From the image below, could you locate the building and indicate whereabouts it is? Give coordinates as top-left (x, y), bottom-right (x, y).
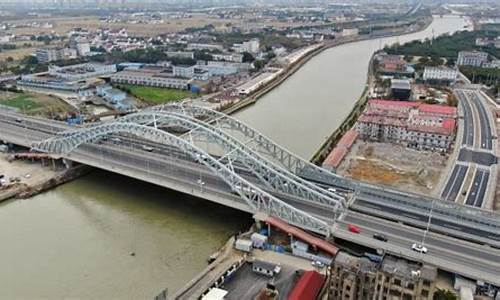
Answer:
top-left (288, 271), bottom-right (326, 300)
top-left (328, 253), bottom-right (437, 300)
top-left (48, 63), bottom-right (117, 81)
top-left (102, 88), bottom-right (128, 109)
top-left (374, 256), bottom-right (437, 300)
top-left (341, 28), bottom-right (359, 37)
top-left (212, 53), bottom-right (244, 63)
top-left (76, 42), bottom-right (91, 56)
top-left (377, 54), bottom-right (414, 77)
top-left (251, 259), bottom-right (281, 277)
top-left (187, 43), bottom-right (224, 51)
top-left (233, 38), bottom-right (260, 54)
top-left (35, 47), bottom-right (61, 63)
top-left (391, 79), bottom-right (412, 101)
top-left (111, 67), bottom-right (192, 90)
top-left (173, 65), bottom-right (195, 78)
top-left (165, 51), bottom-right (194, 59)
top-left (457, 51), bottom-right (488, 67)
top-left (422, 66), bottom-right (458, 84)
top-left (322, 129), bottom-right (358, 171)
top-left (356, 99), bottom-right (457, 152)
top-left (237, 71), bottom-right (281, 96)
top-left (328, 251), bottom-right (378, 300)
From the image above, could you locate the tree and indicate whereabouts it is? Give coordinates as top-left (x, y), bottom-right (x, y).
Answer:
top-left (6, 56), bottom-right (14, 62)
top-left (433, 288), bottom-right (457, 300)
top-left (253, 60), bottom-right (265, 70)
top-left (242, 52), bottom-right (255, 63)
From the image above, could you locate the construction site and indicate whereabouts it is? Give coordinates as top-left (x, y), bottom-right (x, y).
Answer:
top-left (337, 141), bottom-right (448, 195)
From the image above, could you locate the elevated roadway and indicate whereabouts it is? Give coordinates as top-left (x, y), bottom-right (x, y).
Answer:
top-left (1, 110), bottom-right (500, 285)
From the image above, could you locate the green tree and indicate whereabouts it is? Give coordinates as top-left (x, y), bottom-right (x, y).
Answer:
top-left (242, 52), bottom-right (255, 63)
top-left (433, 288), bottom-right (457, 300)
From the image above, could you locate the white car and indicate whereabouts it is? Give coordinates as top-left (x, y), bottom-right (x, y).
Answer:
top-left (411, 243), bottom-right (428, 254)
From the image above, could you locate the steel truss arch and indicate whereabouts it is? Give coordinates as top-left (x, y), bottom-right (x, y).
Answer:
top-left (32, 122), bottom-right (330, 235)
top-left (151, 104), bottom-right (350, 199)
top-left (117, 111), bottom-right (344, 212)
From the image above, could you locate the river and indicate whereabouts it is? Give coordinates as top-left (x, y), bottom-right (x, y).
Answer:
top-left (0, 15), bottom-right (468, 300)
top-left (0, 171), bottom-right (251, 299)
top-left (233, 15), bottom-right (471, 159)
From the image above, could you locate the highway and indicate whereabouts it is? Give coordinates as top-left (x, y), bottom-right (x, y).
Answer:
top-left (469, 90), bottom-right (493, 150)
top-left (465, 169), bottom-right (489, 208)
top-left (1, 111), bottom-right (500, 285)
top-left (441, 164), bottom-right (468, 202)
top-left (459, 90), bottom-right (475, 147)
top-left (443, 89), bottom-right (496, 208)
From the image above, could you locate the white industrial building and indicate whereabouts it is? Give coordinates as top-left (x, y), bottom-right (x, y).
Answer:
top-left (423, 66), bottom-right (458, 83)
top-left (457, 51), bottom-right (488, 67)
top-left (111, 68), bottom-right (192, 90)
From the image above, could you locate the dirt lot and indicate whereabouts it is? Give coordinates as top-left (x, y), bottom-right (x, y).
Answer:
top-left (0, 91), bottom-right (74, 117)
top-left (338, 141), bottom-right (448, 194)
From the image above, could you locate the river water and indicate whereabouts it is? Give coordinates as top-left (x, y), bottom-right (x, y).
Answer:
top-left (0, 15), bottom-right (468, 300)
top-left (234, 15), bottom-right (470, 159)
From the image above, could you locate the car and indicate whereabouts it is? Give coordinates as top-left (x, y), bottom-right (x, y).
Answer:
top-left (347, 224), bottom-right (361, 234)
top-left (311, 261), bottom-right (325, 268)
top-left (373, 234), bottom-right (388, 242)
top-left (141, 145), bottom-right (154, 152)
top-left (411, 243), bottom-right (428, 254)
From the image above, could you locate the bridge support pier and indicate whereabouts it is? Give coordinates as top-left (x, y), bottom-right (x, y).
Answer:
top-left (62, 158), bottom-right (73, 169)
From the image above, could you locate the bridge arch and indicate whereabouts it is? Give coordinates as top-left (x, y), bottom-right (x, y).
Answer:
top-left (32, 122), bottom-right (330, 235)
top-left (117, 111), bottom-right (345, 211)
top-left (150, 104), bottom-right (353, 188)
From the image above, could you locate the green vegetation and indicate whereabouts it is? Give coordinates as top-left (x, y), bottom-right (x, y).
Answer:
top-left (0, 94), bottom-right (42, 110)
top-left (384, 30), bottom-right (500, 59)
top-left (116, 84), bottom-right (192, 104)
top-left (433, 288), bottom-right (458, 300)
top-left (460, 65), bottom-right (500, 95)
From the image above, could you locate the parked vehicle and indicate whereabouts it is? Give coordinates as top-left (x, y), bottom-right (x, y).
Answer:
top-left (348, 224), bottom-right (361, 234)
top-left (411, 243), bottom-right (428, 254)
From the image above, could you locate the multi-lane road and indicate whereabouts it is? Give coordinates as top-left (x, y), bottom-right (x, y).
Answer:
top-left (1, 111), bottom-right (500, 285)
top-left (441, 89), bottom-right (497, 208)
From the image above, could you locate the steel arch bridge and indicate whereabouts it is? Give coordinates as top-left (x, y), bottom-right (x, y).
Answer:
top-left (117, 111), bottom-right (345, 209)
top-left (31, 112), bottom-right (343, 235)
top-left (149, 104), bottom-right (353, 189)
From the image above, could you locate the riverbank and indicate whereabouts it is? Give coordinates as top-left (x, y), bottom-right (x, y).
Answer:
top-left (0, 154), bottom-right (91, 203)
top-left (223, 15), bottom-right (432, 116)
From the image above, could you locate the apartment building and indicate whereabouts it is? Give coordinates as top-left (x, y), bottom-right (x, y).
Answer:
top-left (374, 256), bottom-right (437, 300)
top-left (328, 251), bottom-right (378, 300)
top-left (457, 51), bottom-right (488, 67)
top-left (328, 253), bottom-right (437, 300)
top-left (356, 99), bottom-right (457, 152)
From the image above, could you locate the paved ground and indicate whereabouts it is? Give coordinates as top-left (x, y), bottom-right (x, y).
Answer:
top-left (338, 141), bottom-right (448, 195)
top-left (221, 263), bottom-right (300, 300)
top-left (0, 153), bottom-right (59, 187)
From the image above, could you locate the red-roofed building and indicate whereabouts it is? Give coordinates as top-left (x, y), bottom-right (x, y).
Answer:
top-left (287, 271), bottom-right (326, 300)
top-left (356, 99), bottom-right (457, 152)
top-left (322, 130), bottom-right (358, 170)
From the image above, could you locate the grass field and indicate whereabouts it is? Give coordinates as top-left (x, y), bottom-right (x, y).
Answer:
top-left (119, 84), bottom-right (192, 104)
top-left (0, 91), bottom-right (73, 117)
top-left (0, 94), bottom-right (42, 110)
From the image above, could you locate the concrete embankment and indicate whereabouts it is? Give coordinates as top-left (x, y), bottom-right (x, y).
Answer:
top-left (223, 16), bottom-right (432, 116)
top-left (310, 18), bottom-right (433, 165)
top-left (0, 165), bottom-right (91, 203)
